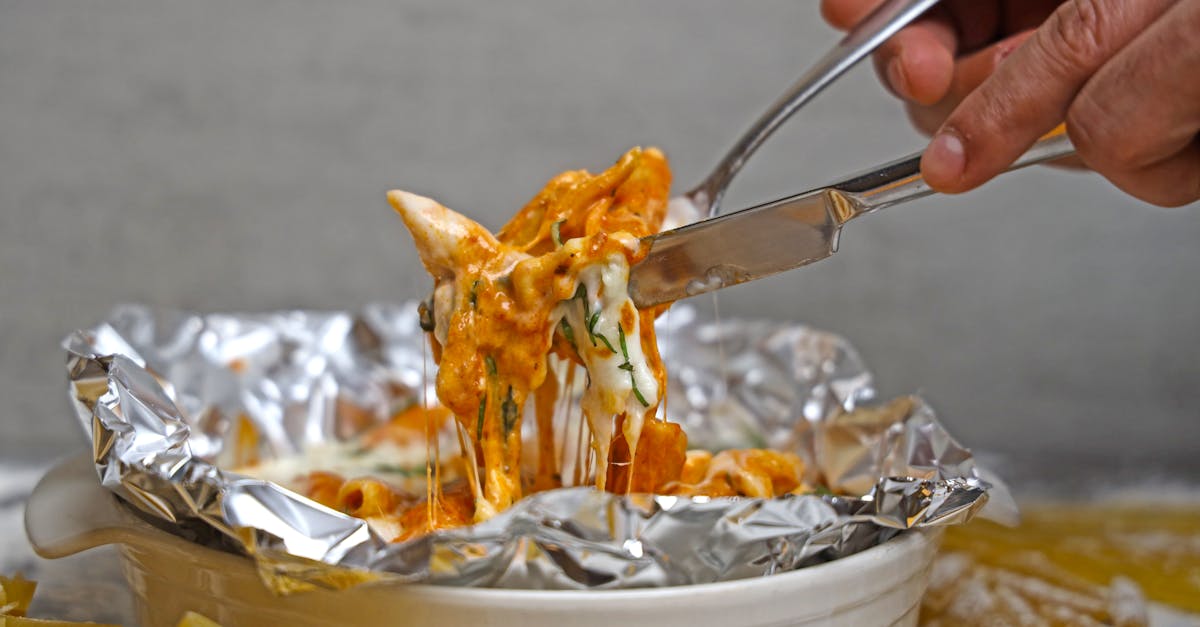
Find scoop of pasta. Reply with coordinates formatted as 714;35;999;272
388;147;682;521
287;148;812;541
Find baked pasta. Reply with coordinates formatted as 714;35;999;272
244;149;818;542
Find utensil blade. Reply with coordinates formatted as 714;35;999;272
629;190;845;308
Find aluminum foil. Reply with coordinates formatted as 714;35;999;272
64;303;1006;591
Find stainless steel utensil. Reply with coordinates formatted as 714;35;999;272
677;0;941;219
630;127;1076;308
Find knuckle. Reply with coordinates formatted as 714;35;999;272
1065;91;1131;169
1064;98;1102;161
1039;0;1109;73
971;88;1022;140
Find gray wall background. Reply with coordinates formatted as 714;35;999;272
2;1;1197;476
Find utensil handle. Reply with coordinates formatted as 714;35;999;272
692;0;941;216
832;125;1077;217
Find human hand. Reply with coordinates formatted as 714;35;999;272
821;0;1200;207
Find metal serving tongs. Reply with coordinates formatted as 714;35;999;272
629;126;1077;308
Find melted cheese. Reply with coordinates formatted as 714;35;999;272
389;147;678;522
278;148;812;541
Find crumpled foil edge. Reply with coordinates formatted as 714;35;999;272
64;303;1008;591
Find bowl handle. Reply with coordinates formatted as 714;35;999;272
25;453;143;558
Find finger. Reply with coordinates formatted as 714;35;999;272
822;0;955;104
1100;142;1200;208
870;9;959;105
1066;0;1200;207
1001;0;1069;33
921;0;1177;193
820;0;886;31
943;0;1002;53
904;30;1036;135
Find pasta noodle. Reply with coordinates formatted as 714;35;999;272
281;148;814;542
389;147;679;522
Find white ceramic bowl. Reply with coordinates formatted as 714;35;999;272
27;456;938;627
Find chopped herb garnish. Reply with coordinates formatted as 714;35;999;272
417;299;436;332
559;318;577;351
485;355;497;376
630;382;650;407
574;285;598;347
468;279;481;308
551;220;565;248
617;325;650;407
584;311;617;352
372;463;425;477
501;386;519;435
594;331;616;354
569;283;615;352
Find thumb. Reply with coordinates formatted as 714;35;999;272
920;0;1175;193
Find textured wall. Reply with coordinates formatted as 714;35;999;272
2;1;1197;470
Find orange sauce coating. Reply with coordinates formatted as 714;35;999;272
293;149;808;542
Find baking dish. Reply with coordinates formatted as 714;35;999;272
27;455;938;627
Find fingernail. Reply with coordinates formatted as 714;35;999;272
924;131;966;185
886;58;908;99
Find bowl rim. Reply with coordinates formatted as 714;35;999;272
30;453;936;600
111;491;934;600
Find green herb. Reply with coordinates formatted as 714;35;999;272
594;331;616;354
501;386;519;436
576;285;597;347
468;279;481;308
630;382;650;407
551;220;565;248
485;355;497;376
617;325;649;407
585;311;617;353
569;283;615;352
477;396;486;441
372;463;425;477
811;485;835;497
559;318;577;352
